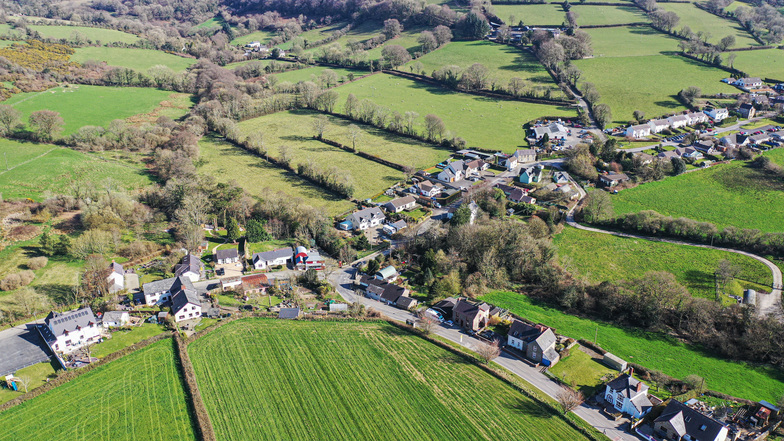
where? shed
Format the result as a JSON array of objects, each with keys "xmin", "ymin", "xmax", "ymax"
[
  {"xmin": 375, "ymin": 265, "xmax": 398, "ymax": 281},
  {"xmin": 603, "ymin": 352, "xmax": 627, "ymax": 371},
  {"xmin": 329, "ymin": 303, "xmax": 348, "ymax": 312},
  {"xmin": 278, "ymin": 308, "xmax": 301, "ymax": 319}
]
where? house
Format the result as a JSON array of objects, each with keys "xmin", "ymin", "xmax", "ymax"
[
  {"xmin": 693, "ymin": 141, "xmax": 716, "ymax": 155},
  {"xmin": 251, "ymin": 247, "xmax": 293, "ymax": 270},
  {"xmin": 294, "ymin": 246, "xmax": 325, "ymax": 270},
  {"xmin": 749, "ymin": 132, "xmax": 771, "ymax": 145},
  {"xmin": 675, "ymin": 146, "xmax": 703, "ymax": 159},
  {"xmin": 751, "ymin": 95, "xmax": 770, "ymax": 107},
  {"xmin": 519, "ymin": 165, "xmax": 543, "ymax": 184},
  {"xmin": 599, "ymin": 172, "xmax": 629, "ymax": 187},
  {"xmin": 101, "ymin": 311, "xmax": 129, "ymax": 328},
  {"xmin": 215, "ymin": 248, "xmax": 239, "ymax": 265},
  {"xmin": 508, "ymin": 188, "xmax": 530, "ymax": 203},
  {"xmin": 654, "ymin": 400, "xmax": 728, "ymax": 441},
  {"xmin": 657, "ymin": 150, "xmax": 680, "ymax": 161},
  {"xmin": 647, "ymin": 119, "xmax": 670, "ymax": 134},
  {"xmin": 383, "ymin": 196, "xmax": 417, "ymax": 213},
  {"xmin": 382, "ymin": 220, "xmax": 407, "ymax": 236},
  {"xmin": 220, "ymin": 276, "xmax": 242, "ymax": 292},
  {"xmin": 347, "ymin": 207, "xmax": 386, "ymax": 230},
  {"xmin": 507, "ymin": 319, "xmax": 560, "ymax": 366},
  {"xmin": 533, "ymin": 123, "xmax": 568, "ymax": 140},
  {"xmin": 438, "ymin": 160, "xmax": 465, "ymax": 182},
  {"xmin": 704, "ymin": 107, "xmax": 729, "ymax": 121},
  {"xmin": 686, "ymin": 112, "xmax": 709, "ymax": 125},
  {"xmin": 171, "ymin": 288, "xmax": 201, "ymax": 323},
  {"xmin": 519, "ymin": 195, "xmax": 536, "ymax": 204},
  {"xmin": 452, "ymin": 299, "xmax": 490, "ymax": 331},
  {"xmin": 375, "ymin": 265, "xmax": 398, "ymax": 282},
  {"xmin": 512, "ymin": 148, "xmax": 537, "ymax": 164},
  {"xmin": 174, "ymin": 254, "xmax": 202, "ymax": 282},
  {"xmin": 42, "ymin": 307, "xmax": 100, "ymax": 354},
  {"xmin": 241, "ymin": 274, "xmax": 269, "ymax": 294},
  {"xmin": 431, "ymin": 297, "xmax": 457, "ymax": 320},
  {"xmin": 739, "ymin": 103, "xmax": 756, "ymax": 119},
  {"xmin": 419, "ymin": 182, "xmax": 442, "ymax": 197},
  {"xmin": 107, "ymin": 261, "xmax": 124, "ymax": 293},
  {"xmin": 625, "ymin": 124, "xmax": 651, "ymax": 139},
  {"xmin": 667, "ymin": 114, "xmax": 690, "ymax": 129},
  {"xmin": 552, "ymin": 171, "xmax": 570, "ymax": 184},
  {"xmin": 464, "ymin": 159, "xmax": 488, "ymax": 177},
  {"xmin": 720, "ymin": 133, "xmax": 749, "ymax": 148},
  {"xmin": 604, "ymin": 373, "xmax": 653, "ymax": 418},
  {"xmin": 733, "ymin": 77, "xmax": 763, "ymax": 90},
  {"xmin": 359, "ymin": 275, "xmax": 409, "ymax": 307},
  {"xmin": 279, "ymin": 307, "xmax": 301, "ymax": 319},
  {"xmin": 142, "ymin": 276, "xmax": 194, "ymax": 305},
  {"xmin": 396, "ymin": 296, "xmax": 418, "ymax": 310},
  {"xmin": 505, "ymin": 155, "xmax": 519, "ymax": 171}
]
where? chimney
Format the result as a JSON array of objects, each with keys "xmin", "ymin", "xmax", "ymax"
[{"xmin": 636, "ymin": 381, "xmax": 643, "ymax": 393}]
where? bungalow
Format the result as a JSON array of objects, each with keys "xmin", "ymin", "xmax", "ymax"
[
  {"xmin": 142, "ymin": 276, "xmax": 194, "ymax": 306},
  {"xmin": 375, "ymin": 265, "xmax": 398, "ymax": 282},
  {"xmin": 704, "ymin": 107, "xmax": 729, "ymax": 121},
  {"xmin": 102, "ymin": 310, "xmax": 130, "ymax": 328},
  {"xmin": 739, "ymin": 103, "xmax": 756, "ymax": 119},
  {"xmin": 519, "ymin": 195, "xmax": 537, "ymax": 204},
  {"xmin": 252, "ymin": 247, "xmax": 294, "ymax": 270},
  {"xmin": 657, "ymin": 150, "xmax": 680, "ymax": 161},
  {"xmin": 519, "ymin": 165, "xmax": 543, "ymax": 184},
  {"xmin": 552, "ymin": 171, "xmax": 570, "ymax": 184},
  {"xmin": 604, "ymin": 373, "xmax": 653, "ymax": 418},
  {"xmin": 720, "ymin": 133, "xmax": 749, "ymax": 148},
  {"xmin": 174, "ymin": 254, "xmax": 202, "ymax": 282},
  {"xmin": 507, "ymin": 319, "xmax": 559, "ymax": 366},
  {"xmin": 438, "ymin": 160, "xmax": 465, "ymax": 182},
  {"xmin": 383, "ymin": 196, "xmax": 417, "ymax": 213},
  {"xmin": 667, "ymin": 114, "xmax": 690, "ymax": 129},
  {"xmin": 508, "ymin": 188, "xmax": 530, "ymax": 203},
  {"xmin": 599, "ymin": 172, "xmax": 629, "ymax": 187},
  {"xmin": 241, "ymin": 274, "xmax": 269, "ymax": 294},
  {"xmin": 347, "ymin": 207, "xmax": 386, "ymax": 230},
  {"xmin": 647, "ymin": 119, "xmax": 670, "ymax": 134},
  {"xmin": 654, "ymin": 400, "xmax": 728, "ymax": 441},
  {"xmin": 107, "ymin": 262, "xmax": 124, "ymax": 293},
  {"xmin": 359, "ymin": 275, "xmax": 409, "ymax": 306},
  {"xmin": 625, "ymin": 124, "xmax": 651, "ymax": 139},
  {"xmin": 693, "ymin": 141, "xmax": 716, "ymax": 155},
  {"xmin": 675, "ymin": 146, "xmax": 702, "ymax": 159},
  {"xmin": 533, "ymin": 122, "xmax": 568, "ymax": 140},
  {"xmin": 452, "ymin": 299, "xmax": 490, "ymax": 332},
  {"xmin": 733, "ymin": 77, "xmax": 763, "ymax": 90},
  {"xmin": 396, "ymin": 295, "xmax": 418, "ymax": 310},
  {"xmin": 220, "ymin": 276, "xmax": 242, "ymax": 292},
  {"xmin": 749, "ymin": 132, "xmax": 771, "ymax": 145},
  {"xmin": 419, "ymin": 182, "xmax": 442, "ymax": 197},
  {"xmin": 42, "ymin": 307, "xmax": 100, "ymax": 354},
  {"xmin": 686, "ymin": 112, "xmax": 709, "ymax": 125},
  {"xmin": 171, "ymin": 288, "xmax": 202, "ymax": 323},
  {"xmin": 215, "ymin": 248, "xmax": 239, "ymax": 265},
  {"xmin": 294, "ymin": 246, "xmax": 324, "ymax": 270}
]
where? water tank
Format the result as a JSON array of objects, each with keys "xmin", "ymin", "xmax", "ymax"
[{"xmin": 743, "ymin": 289, "xmax": 757, "ymax": 306}]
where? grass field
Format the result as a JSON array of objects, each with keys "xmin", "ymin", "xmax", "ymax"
[
  {"xmin": 660, "ymin": 3, "xmax": 759, "ymax": 47},
  {"xmin": 728, "ymin": 48, "xmax": 784, "ymax": 81},
  {"xmin": 194, "ymin": 17, "xmax": 222, "ymax": 30},
  {"xmin": 570, "ymin": 6, "xmax": 648, "ymax": 26},
  {"xmin": 554, "ymin": 227, "xmax": 772, "ymax": 300},
  {"xmin": 364, "ymin": 27, "xmax": 426, "ymax": 60},
  {"xmin": 480, "ymin": 291, "xmax": 784, "ymax": 402},
  {"xmin": 0, "ymin": 339, "xmax": 196, "ymax": 440},
  {"xmin": 333, "ymin": 73, "xmax": 576, "ymax": 152},
  {"xmin": 91, "ymin": 324, "xmax": 167, "ymax": 358},
  {"xmin": 197, "ymin": 136, "xmax": 354, "ymax": 215},
  {"xmin": 272, "ymin": 66, "xmax": 361, "ymax": 84},
  {"xmin": 3, "ymin": 85, "xmax": 186, "ymax": 135},
  {"xmin": 587, "ymin": 26, "xmax": 680, "ymax": 58},
  {"xmin": 230, "ymin": 30, "xmax": 277, "ymax": 46},
  {"xmin": 611, "ymin": 153, "xmax": 784, "ymax": 232},
  {"xmin": 403, "ymin": 41, "xmax": 563, "ymax": 97},
  {"xmin": 574, "ymin": 54, "xmax": 737, "ymax": 124},
  {"xmin": 491, "ymin": 4, "xmax": 567, "ymax": 26},
  {"xmin": 28, "ymin": 25, "xmax": 140, "ymax": 44},
  {"xmin": 71, "ymin": 47, "xmax": 196, "ymax": 72},
  {"xmin": 189, "ymin": 319, "xmax": 595, "ymax": 441},
  {"xmin": 549, "ymin": 346, "xmax": 617, "ymax": 395}
]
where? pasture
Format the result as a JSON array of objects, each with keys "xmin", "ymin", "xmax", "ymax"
[
  {"xmin": 490, "ymin": 4, "xmax": 567, "ymax": 26},
  {"xmin": 574, "ymin": 54, "xmax": 737, "ymax": 124},
  {"xmin": 404, "ymin": 41, "xmax": 563, "ymax": 97},
  {"xmin": 197, "ymin": 136, "xmax": 355, "ymax": 215},
  {"xmin": 71, "ymin": 47, "xmax": 196, "ymax": 72},
  {"xmin": 554, "ymin": 227, "xmax": 772, "ymax": 301},
  {"xmin": 3, "ymin": 85, "xmax": 184, "ymax": 135},
  {"xmin": 333, "ymin": 73, "xmax": 576, "ymax": 152},
  {"xmin": 570, "ymin": 6, "xmax": 648, "ymax": 26},
  {"xmin": 660, "ymin": 3, "xmax": 759, "ymax": 47},
  {"xmin": 0, "ymin": 339, "xmax": 197, "ymax": 441},
  {"xmin": 230, "ymin": 30, "xmax": 277, "ymax": 46},
  {"xmin": 272, "ymin": 66, "xmax": 361, "ymax": 84},
  {"xmin": 610, "ymin": 153, "xmax": 784, "ymax": 232},
  {"xmin": 587, "ymin": 26, "xmax": 680, "ymax": 58},
  {"xmin": 28, "ymin": 25, "xmax": 140, "ymax": 44},
  {"xmin": 189, "ymin": 318, "xmax": 596, "ymax": 441},
  {"xmin": 728, "ymin": 48, "xmax": 784, "ymax": 81},
  {"xmin": 364, "ymin": 27, "xmax": 425, "ymax": 60},
  {"xmin": 479, "ymin": 291, "xmax": 784, "ymax": 402}
]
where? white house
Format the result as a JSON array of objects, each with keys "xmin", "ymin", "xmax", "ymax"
[
  {"xmin": 418, "ymin": 182, "xmax": 442, "ymax": 197},
  {"xmin": 733, "ymin": 77, "xmax": 762, "ymax": 90},
  {"xmin": 142, "ymin": 276, "xmax": 194, "ymax": 306},
  {"xmin": 504, "ymin": 155, "xmax": 519, "ymax": 171},
  {"xmin": 174, "ymin": 254, "xmax": 202, "ymax": 282},
  {"xmin": 604, "ymin": 374, "xmax": 653, "ymax": 418},
  {"xmin": 43, "ymin": 307, "xmax": 101, "ymax": 354},
  {"xmin": 215, "ymin": 248, "xmax": 239, "ymax": 265},
  {"xmin": 383, "ymin": 196, "xmax": 417, "ymax": 213},
  {"xmin": 533, "ymin": 123, "xmax": 568, "ymax": 139},
  {"xmin": 686, "ymin": 112, "xmax": 708, "ymax": 125},
  {"xmin": 438, "ymin": 160, "xmax": 465, "ymax": 182},
  {"xmin": 102, "ymin": 310, "xmax": 130, "ymax": 328},
  {"xmin": 704, "ymin": 107, "xmax": 729, "ymax": 121},
  {"xmin": 647, "ymin": 119, "xmax": 670, "ymax": 134},
  {"xmin": 347, "ymin": 207, "xmax": 386, "ymax": 230},
  {"xmin": 667, "ymin": 114, "xmax": 690, "ymax": 129},
  {"xmin": 107, "ymin": 262, "xmax": 124, "ymax": 293},
  {"xmin": 171, "ymin": 288, "xmax": 202, "ymax": 323},
  {"xmin": 252, "ymin": 247, "xmax": 294, "ymax": 270},
  {"xmin": 625, "ymin": 124, "xmax": 651, "ymax": 138}
]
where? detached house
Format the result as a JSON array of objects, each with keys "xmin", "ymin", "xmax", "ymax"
[
  {"xmin": 625, "ymin": 124, "xmax": 651, "ymax": 139},
  {"xmin": 507, "ymin": 319, "xmax": 560, "ymax": 366},
  {"xmin": 418, "ymin": 182, "xmax": 442, "ymax": 197},
  {"xmin": 174, "ymin": 254, "xmax": 202, "ymax": 282},
  {"xmin": 252, "ymin": 247, "xmax": 294, "ymax": 270},
  {"xmin": 604, "ymin": 373, "xmax": 653, "ymax": 418},
  {"xmin": 42, "ymin": 307, "xmax": 100, "ymax": 354},
  {"xmin": 599, "ymin": 172, "xmax": 629, "ymax": 187},
  {"xmin": 512, "ymin": 149, "xmax": 537, "ymax": 164},
  {"xmin": 171, "ymin": 287, "xmax": 202, "ymax": 323},
  {"xmin": 693, "ymin": 141, "xmax": 716, "ymax": 155},
  {"xmin": 720, "ymin": 133, "xmax": 749, "ymax": 148},
  {"xmin": 553, "ymin": 171, "xmax": 570, "ymax": 184},
  {"xmin": 704, "ymin": 107, "xmax": 729, "ymax": 121},
  {"xmin": 215, "ymin": 248, "xmax": 239, "ymax": 265},
  {"xmin": 654, "ymin": 400, "xmax": 728, "ymax": 441},
  {"xmin": 519, "ymin": 165, "xmax": 543, "ymax": 184},
  {"xmin": 734, "ymin": 77, "xmax": 763, "ymax": 90},
  {"xmin": 438, "ymin": 160, "xmax": 465, "ymax": 182},
  {"xmin": 347, "ymin": 207, "xmax": 386, "ymax": 230},
  {"xmin": 383, "ymin": 196, "xmax": 417, "ymax": 213},
  {"xmin": 452, "ymin": 299, "xmax": 490, "ymax": 332},
  {"xmin": 675, "ymin": 146, "xmax": 702, "ymax": 159},
  {"xmin": 358, "ymin": 275, "xmax": 415, "ymax": 309},
  {"xmin": 739, "ymin": 103, "xmax": 756, "ymax": 119},
  {"xmin": 142, "ymin": 276, "xmax": 194, "ymax": 306},
  {"xmin": 102, "ymin": 310, "xmax": 129, "ymax": 328},
  {"xmin": 107, "ymin": 262, "xmax": 124, "ymax": 293}
]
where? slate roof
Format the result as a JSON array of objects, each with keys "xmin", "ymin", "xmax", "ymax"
[
  {"xmin": 385, "ymin": 196, "xmax": 416, "ymax": 210},
  {"xmin": 172, "ymin": 288, "xmax": 200, "ymax": 314},
  {"xmin": 45, "ymin": 308, "xmax": 97, "ymax": 338},
  {"xmin": 390, "ymin": 220, "xmax": 407, "ymax": 230},
  {"xmin": 143, "ymin": 276, "xmax": 194, "ymax": 296},
  {"xmin": 601, "ymin": 172, "xmax": 629, "ymax": 182},
  {"xmin": 252, "ymin": 247, "xmax": 293, "ymax": 263},
  {"xmin": 514, "ymin": 148, "xmax": 537, "ymax": 158},
  {"xmin": 110, "ymin": 262, "xmax": 124, "ymax": 275},
  {"xmin": 279, "ymin": 308, "xmax": 300, "ymax": 319},
  {"xmin": 396, "ymin": 296, "xmax": 417, "ymax": 309},
  {"xmin": 351, "ymin": 207, "xmax": 386, "ymax": 224},
  {"xmin": 655, "ymin": 400, "xmax": 726, "ymax": 441},
  {"xmin": 102, "ymin": 311, "xmax": 127, "ymax": 324},
  {"xmin": 668, "ymin": 115, "xmax": 689, "ymax": 124},
  {"xmin": 508, "ymin": 320, "xmax": 556, "ymax": 349},
  {"xmin": 649, "ymin": 119, "xmax": 670, "ymax": 128},
  {"xmin": 216, "ymin": 248, "xmax": 239, "ymax": 261},
  {"xmin": 453, "ymin": 299, "xmax": 489, "ymax": 321},
  {"xmin": 175, "ymin": 254, "xmax": 201, "ymax": 276},
  {"xmin": 607, "ymin": 373, "xmax": 649, "ymax": 398}
]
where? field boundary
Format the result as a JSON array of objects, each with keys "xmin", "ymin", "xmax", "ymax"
[
  {"xmin": 174, "ymin": 333, "xmax": 217, "ymax": 441},
  {"xmin": 0, "ymin": 146, "xmax": 57, "ymax": 176}
]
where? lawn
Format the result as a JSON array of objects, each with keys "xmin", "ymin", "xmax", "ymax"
[
  {"xmin": 491, "ymin": 4, "xmax": 567, "ymax": 26},
  {"xmin": 230, "ymin": 30, "xmax": 278, "ymax": 46},
  {"xmin": 333, "ymin": 73, "xmax": 576, "ymax": 152},
  {"xmin": 611, "ymin": 153, "xmax": 784, "ymax": 232},
  {"xmin": 0, "ymin": 361, "xmax": 57, "ymax": 405},
  {"xmin": 728, "ymin": 48, "xmax": 784, "ymax": 81},
  {"xmin": 28, "ymin": 25, "xmax": 140, "ymax": 44},
  {"xmin": 479, "ymin": 291, "xmax": 784, "ymax": 402},
  {"xmin": 197, "ymin": 136, "xmax": 355, "ymax": 216},
  {"xmin": 91, "ymin": 324, "xmax": 167, "ymax": 358},
  {"xmin": 554, "ymin": 227, "xmax": 772, "ymax": 301},
  {"xmin": 548, "ymin": 346, "xmax": 617, "ymax": 396},
  {"xmin": 587, "ymin": 26, "xmax": 680, "ymax": 58},
  {"xmin": 403, "ymin": 41, "xmax": 563, "ymax": 98},
  {"xmin": 660, "ymin": 3, "xmax": 760, "ymax": 47},
  {"xmin": 272, "ymin": 66, "xmax": 361, "ymax": 84},
  {"xmin": 0, "ymin": 339, "xmax": 196, "ymax": 440},
  {"xmin": 71, "ymin": 47, "xmax": 196, "ymax": 72},
  {"xmin": 574, "ymin": 54, "xmax": 738, "ymax": 124},
  {"xmin": 570, "ymin": 6, "xmax": 648, "ymax": 26},
  {"xmin": 247, "ymin": 239, "xmax": 297, "ymax": 254},
  {"xmin": 189, "ymin": 318, "xmax": 596, "ymax": 441},
  {"xmin": 3, "ymin": 85, "xmax": 186, "ymax": 135}
]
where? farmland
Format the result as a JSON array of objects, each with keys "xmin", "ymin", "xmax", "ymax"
[
  {"xmin": 28, "ymin": 25, "xmax": 140, "ymax": 44},
  {"xmin": 490, "ymin": 4, "xmax": 567, "ymax": 26},
  {"xmin": 479, "ymin": 291, "xmax": 784, "ymax": 402},
  {"xmin": 272, "ymin": 66, "xmax": 362, "ymax": 84},
  {"xmin": 333, "ymin": 73, "xmax": 576, "ymax": 152},
  {"xmin": 364, "ymin": 27, "xmax": 426, "ymax": 59},
  {"xmin": 197, "ymin": 136, "xmax": 355, "ymax": 215},
  {"xmin": 0, "ymin": 339, "xmax": 197, "ymax": 440},
  {"xmin": 728, "ymin": 48, "xmax": 784, "ymax": 81},
  {"xmin": 189, "ymin": 319, "xmax": 595, "ymax": 441},
  {"xmin": 587, "ymin": 26, "xmax": 680, "ymax": 58},
  {"xmin": 230, "ymin": 30, "xmax": 277, "ymax": 46},
  {"xmin": 570, "ymin": 6, "xmax": 649, "ymax": 26},
  {"xmin": 71, "ymin": 47, "xmax": 197, "ymax": 72},
  {"xmin": 554, "ymin": 227, "xmax": 772, "ymax": 301},
  {"xmin": 659, "ymin": 3, "xmax": 760, "ymax": 47},
  {"xmin": 611, "ymin": 153, "xmax": 784, "ymax": 232}
]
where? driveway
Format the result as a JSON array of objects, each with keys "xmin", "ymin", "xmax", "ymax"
[{"xmin": 0, "ymin": 323, "xmax": 52, "ymax": 376}]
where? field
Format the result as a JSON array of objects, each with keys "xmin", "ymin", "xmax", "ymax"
[
  {"xmin": 660, "ymin": 3, "xmax": 759, "ymax": 47},
  {"xmin": 574, "ymin": 54, "xmax": 737, "ymax": 124},
  {"xmin": 3, "ymin": 85, "xmax": 188, "ymax": 135},
  {"xmin": 548, "ymin": 346, "xmax": 617, "ymax": 395},
  {"xmin": 333, "ymin": 73, "xmax": 576, "ymax": 152},
  {"xmin": 404, "ymin": 41, "xmax": 563, "ymax": 97},
  {"xmin": 28, "ymin": 25, "xmax": 140, "ymax": 44},
  {"xmin": 91, "ymin": 324, "xmax": 167, "ymax": 358},
  {"xmin": 611, "ymin": 153, "xmax": 784, "ymax": 232},
  {"xmin": 587, "ymin": 26, "xmax": 680, "ymax": 58},
  {"xmin": 197, "ymin": 136, "xmax": 355, "ymax": 215},
  {"xmin": 480, "ymin": 291, "xmax": 784, "ymax": 402},
  {"xmin": 272, "ymin": 66, "xmax": 361, "ymax": 84},
  {"xmin": 490, "ymin": 4, "xmax": 567, "ymax": 26},
  {"xmin": 189, "ymin": 318, "xmax": 595, "ymax": 441},
  {"xmin": 71, "ymin": 47, "xmax": 196, "ymax": 72},
  {"xmin": 554, "ymin": 227, "xmax": 772, "ymax": 300},
  {"xmin": 230, "ymin": 30, "xmax": 277, "ymax": 46},
  {"xmin": 194, "ymin": 17, "xmax": 222, "ymax": 30},
  {"xmin": 570, "ymin": 6, "xmax": 648, "ymax": 26},
  {"xmin": 364, "ymin": 27, "xmax": 425, "ymax": 60},
  {"xmin": 0, "ymin": 339, "xmax": 197, "ymax": 440},
  {"xmin": 728, "ymin": 48, "xmax": 784, "ymax": 81}
]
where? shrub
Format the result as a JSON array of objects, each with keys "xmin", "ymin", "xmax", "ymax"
[
  {"xmin": 27, "ymin": 256, "xmax": 48, "ymax": 270},
  {"xmin": 0, "ymin": 274, "xmax": 21, "ymax": 291}
]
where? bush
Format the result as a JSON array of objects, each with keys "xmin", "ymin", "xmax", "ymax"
[
  {"xmin": 0, "ymin": 270, "xmax": 34, "ymax": 290},
  {"xmin": 27, "ymin": 256, "xmax": 48, "ymax": 270}
]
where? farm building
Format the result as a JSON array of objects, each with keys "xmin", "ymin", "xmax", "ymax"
[
  {"xmin": 375, "ymin": 265, "xmax": 398, "ymax": 282},
  {"xmin": 604, "ymin": 374, "xmax": 653, "ymax": 418},
  {"xmin": 174, "ymin": 254, "xmax": 202, "ymax": 282},
  {"xmin": 215, "ymin": 248, "xmax": 240, "ymax": 265},
  {"xmin": 107, "ymin": 261, "xmax": 124, "ymax": 293},
  {"xmin": 279, "ymin": 308, "xmax": 301, "ymax": 319},
  {"xmin": 102, "ymin": 311, "xmax": 130, "ymax": 328},
  {"xmin": 251, "ymin": 247, "xmax": 294, "ymax": 270},
  {"xmin": 221, "ymin": 276, "xmax": 242, "ymax": 292},
  {"xmin": 533, "ymin": 123, "xmax": 568, "ymax": 140},
  {"xmin": 602, "ymin": 352, "xmax": 627, "ymax": 371},
  {"xmin": 41, "ymin": 307, "xmax": 101, "ymax": 354},
  {"xmin": 507, "ymin": 319, "xmax": 559, "ymax": 366},
  {"xmin": 294, "ymin": 246, "xmax": 325, "ymax": 270}
]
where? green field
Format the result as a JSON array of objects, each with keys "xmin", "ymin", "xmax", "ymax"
[
  {"xmin": 728, "ymin": 48, "xmax": 784, "ymax": 81},
  {"xmin": 0, "ymin": 339, "xmax": 196, "ymax": 440},
  {"xmin": 570, "ymin": 6, "xmax": 648, "ymax": 26},
  {"xmin": 272, "ymin": 66, "xmax": 361, "ymax": 84},
  {"xmin": 194, "ymin": 17, "xmax": 222, "ymax": 30},
  {"xmin": 71, "ymin": 47, "xmax": 196, "ymax": 72},
  {"xmin": 28, "ymin": 25, "xmax": 140, "ymax": 44},
  {"xmin": 588, "ymin": 26, "xmax": 680, "ymax": 58},
  {"xmin": 549, "ymin": 346, "xmax": 617, "ymax": 395},
  {"xmin": 660, "ymin": 3, "xmax": 759, "ymax": 47},
  {"xmin": 575, "ymin": 54, "xmax": 737, "ymax": 124},
  {"xmin": 333, "ymin": 73, "xmax": 576, "ymax": 152},
  {"xmin": 189, "ymin": 319, "xmax": 595, "ymax": 441},
  {"xmin": 0, "ymin": 141, "xmax": 153, "ymax": 200},
  {"xmin": 230, "ymin": 30, "xmax": 277, "ymax": 46},
  {"xmin": 364, "ymin": 28, "xmax": 425, "ymax": 60},
  {"xmin": 3, "ymin": 85, "xmax": 184, "ymax": 135},
  {"xmin": 480, "ymin": 291, "xmax": 784, "ymax": 402},
  {"xmin": 91, "ymin": 324, "xmax": 167, "ymax": 358},
  {"xmin": 197, "ymin": 136, "xmax": 354, "ymax": 215},
  {"xmin": 491, "ymin": 4, "xmax": 567, "ymax": 26},
  {"xmin": 278, "ymin": 21, "xmax": 360, "ymax": 50},
  {"xmin": 404, "ymin": 41, "xmax": 563, "ymax": 97},
  {"xmin": 611, "ymin": 152, "xmax": 784, "ymax": 232},
  {"xmin": 236, "ymin": 111, "xmax": 405, "ymax": 199},
  {"xmin": 554, "ymin": 227, "xmax": 772, "ymax": 300}
]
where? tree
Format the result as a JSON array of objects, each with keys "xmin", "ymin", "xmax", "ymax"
[
  {"xmin": 475, "ymin": 340, "xmax": 500, "ymax": 363},
  {"xmin": 381, "ymin": 45, "xmax": 411, "ymax": 68},
  {"xmin": 347, "ymin": 124, "xmax": 362, "ymax": 151},
  {"xmin": 508, "ymin": 77, "xmax": 525, "ymax": 96},
  {"xmin": 556, "ymin": 387, "xmax": 584, "ymax": 413},
  {"xmin": 355, "ymin": 233, "xmax": 370, "ymax": 250},
  {"xmin": 11, "ymin": 287, "xmax": 51, "ymax": 317},
  {"xmin": 451, "ymin": 204, "xmax": 472, "ymax": 226},
  {"xmin": 39, "ymin": 231, "xmax": 56, "ymax": 256},
  {"xmin": 418, "ymin": 31, "xmax": 438, "ymax": 53},
  {"xmin": 55, "ymin": 235, "xmax": 71, "ymax": 256},
  {"xmin": 679, "ymin": 86, "xmax": 702, "ymax": 105},
  {"xmin": 0, "ymin": 105, "xmax": 20, "ymax": 135},
  {"xmin": 671, "ymin": 157, "xmax": 686, "ymax": 175},
  {"xmin": 418, "ymin": 314, "xmax": 437, "ymax": 334},
  {"xmin": 718, "ymin": 35, "xmax": 736, "ymax": 51},
  {"xmin": 246, "ymin": 219, "xmax": 271, "ymax": 242},
  {"xmin": 226, "ymin": 217, "xmax": 241, "ymax": 242},
  {"xmin": 311, "ymin": 114, "xmax": 329, "ymax": 139},
  {"xmin": 564, "ymin": 64, "xmax": 582, "ymax": 86},
  {"xmin": 18, "ymin": 375, "xmax": 31, "ymax": 393},
  {"xmin": 633, "ymin": 110, "xmax": 645, "ymax": 123},
  {"xmin": 424, "ymin": 114, "xmax": 446, "ymax": 141},
  {"xmin": 460, "ymin": 12, "xmax": 491, "ymax": 40},
  {"xmin": 460, "ymin": 63, "xmax": 489, "ymax": 90},
  {"xmin": 684, "ymin": 374, "xmax": 706, "ymax": 393},
  {"xmin": 81, "ymin": 255, "xmax": 109, "ymax": 298},
  {"xmin": 582, "ymin": 190, "xmax": 613, "ymax": 222},
  {"xmin": 367, "ymin": 258, "xmax": 381, "ymax": 275},
  {"xmin": 592, "ymin": 103, "xmax": 612, "ymax": 128},
  {"xmin": 383, "ymin": 19, "xmax": 402, "ymax": 39},
  {"xmin": 433, "ymin": 25, "xmax": 453, "ymax": 46},
  {"xmin": 714, "ymin": 259, "xmax": 740, "ymax": 299},
  {"xmin": 538, "ymin": 40, "xmax": 566, "ymax": 71},
  {"xmin": 29, "ymin": 110, "xmax": 64, "ymax": 141}
]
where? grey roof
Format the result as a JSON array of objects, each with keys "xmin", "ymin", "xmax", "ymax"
[
  {"xmin": 279, "ymin": 308, "xmax": 300, "ymax": 319},
  {"xmin": 396, "ymin": 296, "xmax": 417, "ymax": 309},
  {"xmin": 110, "ymin": 262, "xmax": 124, "ymax": 275},
  {"xmin": 252, "ymin": 247, "xmax": 293, "ymax": 263},
  {"xmin": 649, "ymin": 118, "xmax": 670, "ymax": 128},
  {"xmin": 668, "ymin": 115, "xmax": 689, "ymax": 123},
  {"xmin": 102, "ymin": 311, "xmax": 127, "ymax": 323},
  {"xmin": 630, "ymin": 393, "xmax": 654, "ymax": 414},
  {"xmin": 509, "ymin": 320, "xmax": 555, "ymax": 350},
  {"xmin": 655, "ymin": 400, "xmax": 726, "ymax": 441},
  {"xmin": 553, "ymin": 171, "xmax": 570, "ymax": 183},
  {"xmin": 45, "ymin": 307, "xmax": 97, "ymax": 337},
  {"xmin": 172, "ymin": 288, "xmax": 200, "ymax": 314},
  {"xmin": 377, "ymin": 266, "xmax": 397, "ymax": 279},
  {"xmin": 216, "ymin": 248, "xmax": 239, "ymax": 260},
  {"xmin": 520, "ymin": 165, "xmax": 542, "ymax": 177},
  {"xmin": 351, "ymin": 207, "xmax": 386, "ymax": 224},
  {"xmin": 606, "ymin": 373, "xmax": 649, "ymax": 398},
  {"xmin": 601, "ymin": 172, "xmax": 629, "ymax": 182},
  {"xmin": 143, "ymin": 276, "xmax": 194, "ymax": 296},
  {"xmin": 391, "ymin": 220, "xmax": 407, "ymax": 230},
  {"xmin": 628, "ymin": 124, "xmax": 650, "ymax": 132},
  {"xmin": 175, "ymin": 254, "xmax": 201, "ymax": 276},
  {"xmin": 385, "ymin": 196, "xmax": 416, "ymax": 210},
  {"xmin": 514, "ymin": 148, "xmax": 537, "ymax": 158}
]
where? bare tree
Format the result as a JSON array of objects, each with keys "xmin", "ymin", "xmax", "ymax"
[
  {"xmin": 424, "ymin": 114, "xmax": 446, "ymax": 141},
  {"xmin": 18, "ymin": 375, "xmax": 32, "ymax": 393},
  {"xmin": 418, "ymin": 314, "xmax": 437, "ymax": 335},
  {"xmin": 311, "ymin": 114, "xmax": 329, "ymax": 139},
  {"xmin": 347, "ymin": 124, "xmax": 362, "ymax": 151},
  {"xmin": 29, "ymin": 110, "xmax": 65, "ymax": 141},
  {"xmin": 715, "ymin": 259, "xmax": 740, "ymax": 300},
  {"xmin": 475, "ymin": 340, "xmax": 500, "ymax": 363},
  {"xmin": 0, "ymin": 105, "xmax": 20, "ymax": 135},
  {"xmin": 556, "ymin": 387, "xmax": 584, "ymax": 413}
]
